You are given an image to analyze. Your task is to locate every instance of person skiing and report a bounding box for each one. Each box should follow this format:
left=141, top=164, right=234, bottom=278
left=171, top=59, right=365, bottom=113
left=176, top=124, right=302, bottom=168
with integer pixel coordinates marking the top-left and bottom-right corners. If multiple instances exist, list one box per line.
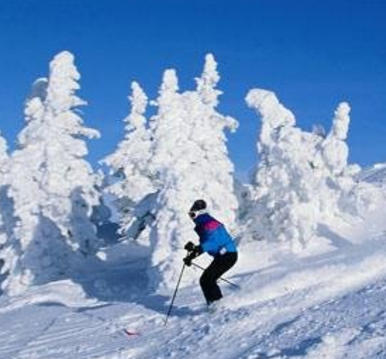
left=183, top=199, right=238, bottom=310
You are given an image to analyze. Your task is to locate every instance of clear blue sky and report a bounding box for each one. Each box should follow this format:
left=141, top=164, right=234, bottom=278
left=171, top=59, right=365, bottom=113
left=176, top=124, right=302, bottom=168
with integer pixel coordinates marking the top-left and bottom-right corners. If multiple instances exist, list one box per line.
left=0, top=0, right=385, bottom=181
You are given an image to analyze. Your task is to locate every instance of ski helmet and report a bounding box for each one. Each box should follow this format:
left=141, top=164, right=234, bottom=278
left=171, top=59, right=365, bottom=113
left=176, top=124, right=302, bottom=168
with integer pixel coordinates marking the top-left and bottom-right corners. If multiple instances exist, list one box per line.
left=189, top=199, right=207, bottom=212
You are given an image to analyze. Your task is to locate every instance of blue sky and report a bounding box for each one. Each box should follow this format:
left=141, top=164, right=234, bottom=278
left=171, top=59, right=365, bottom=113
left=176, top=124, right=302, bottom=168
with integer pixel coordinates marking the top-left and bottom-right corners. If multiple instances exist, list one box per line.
left=0, top=0, right=385, bottom=181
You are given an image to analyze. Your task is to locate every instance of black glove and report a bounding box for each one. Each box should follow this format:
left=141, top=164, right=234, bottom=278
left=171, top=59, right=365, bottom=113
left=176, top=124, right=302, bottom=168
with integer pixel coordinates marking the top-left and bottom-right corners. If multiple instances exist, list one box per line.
left=184, top=241, right=195, bottom=252
left=183, top=244, right=203, bottom=266
left=183, top=254, right=194, bottom=266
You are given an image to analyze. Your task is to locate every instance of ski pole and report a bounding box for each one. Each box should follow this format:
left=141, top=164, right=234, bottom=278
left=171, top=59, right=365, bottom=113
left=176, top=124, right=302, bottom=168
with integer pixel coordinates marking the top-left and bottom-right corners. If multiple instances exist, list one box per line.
left=164, top=263, right=186, bottom=326
left=191, top=262, right=240, bottom=289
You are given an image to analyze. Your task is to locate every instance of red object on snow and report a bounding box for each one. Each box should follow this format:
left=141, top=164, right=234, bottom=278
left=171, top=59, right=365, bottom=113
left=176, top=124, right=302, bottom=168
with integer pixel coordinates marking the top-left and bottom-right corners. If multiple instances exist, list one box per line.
left=123, top=329, right=140, bottom=337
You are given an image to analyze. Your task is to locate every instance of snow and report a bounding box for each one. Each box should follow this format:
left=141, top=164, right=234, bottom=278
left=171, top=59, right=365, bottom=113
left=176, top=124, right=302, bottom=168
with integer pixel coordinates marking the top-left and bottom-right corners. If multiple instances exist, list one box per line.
left=1, top=51, right=386, bottom=358
left=2, top=203, right=386, bottom=358
left=0, top=279, right=98, bottom=313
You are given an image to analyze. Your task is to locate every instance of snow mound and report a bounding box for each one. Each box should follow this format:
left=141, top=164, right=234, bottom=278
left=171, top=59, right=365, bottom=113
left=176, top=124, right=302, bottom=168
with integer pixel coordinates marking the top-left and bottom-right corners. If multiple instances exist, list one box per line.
left=0, top=279, right=99, bottom=313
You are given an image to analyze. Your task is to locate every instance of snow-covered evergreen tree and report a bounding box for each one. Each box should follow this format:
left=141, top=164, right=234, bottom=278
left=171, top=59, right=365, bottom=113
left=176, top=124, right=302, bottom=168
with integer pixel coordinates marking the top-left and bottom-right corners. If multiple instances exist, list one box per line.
left=190, top=54, right=239, bottom=227
left=103, top=81, right=155, bottom=242
left=312, top=103, right=354, bottom=217
left=244, top=89, right=320, bottom=251
left=0, top=131, right=9, bottom=251
left=148, top=69, right=187, bottom=176
left=316, top=103, right=380, bottom=217
left=195, top=53, right=222, bottom=106
left=147, top=69, right=193, bottom=289
left=244, top=89, right=382, bottom=251
left=148, top=56, right=239, bottom=290
left=0, top=132, right=8, bottom=166
left=319, top=103, right=352, bottom=176
left=29, top=51, right=101, bottom=254
left=0, top=51, right=101, bottom=294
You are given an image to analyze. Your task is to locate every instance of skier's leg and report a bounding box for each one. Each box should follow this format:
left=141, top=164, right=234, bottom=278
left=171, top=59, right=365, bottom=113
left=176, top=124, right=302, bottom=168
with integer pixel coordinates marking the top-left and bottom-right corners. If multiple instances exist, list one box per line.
left=200, top=259, right=223, bottom=304
left=200, top=252, right=238, bottom=304
left=213, top=252, right=238, bottom=286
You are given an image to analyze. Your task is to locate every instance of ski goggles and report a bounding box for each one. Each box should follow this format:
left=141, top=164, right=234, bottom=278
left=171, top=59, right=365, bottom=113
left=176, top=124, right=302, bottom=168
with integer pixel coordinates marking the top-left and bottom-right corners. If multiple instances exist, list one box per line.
left=188, top=211, right=197, bottom=219
left=188, top=209, right=206, bottom=219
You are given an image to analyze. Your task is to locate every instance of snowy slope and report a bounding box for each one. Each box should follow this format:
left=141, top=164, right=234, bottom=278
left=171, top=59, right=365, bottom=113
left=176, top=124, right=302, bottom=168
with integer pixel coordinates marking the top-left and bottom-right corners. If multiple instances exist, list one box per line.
left=2, top=202, right=386, bottom=359
left=358, top=163, right=386, bottom=187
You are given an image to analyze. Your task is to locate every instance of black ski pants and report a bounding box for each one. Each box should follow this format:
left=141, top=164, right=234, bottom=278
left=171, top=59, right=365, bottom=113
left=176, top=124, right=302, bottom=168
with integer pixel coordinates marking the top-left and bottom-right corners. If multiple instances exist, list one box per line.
left=199, top=252, right=238, bottom=304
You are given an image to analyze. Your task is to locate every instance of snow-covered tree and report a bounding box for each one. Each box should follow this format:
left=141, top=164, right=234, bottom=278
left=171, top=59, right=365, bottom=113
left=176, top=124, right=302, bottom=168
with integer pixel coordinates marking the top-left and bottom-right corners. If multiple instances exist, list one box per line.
left=0, top=144, right=48, bottom=293
left=319, top=103, right=352, bottom=176
left=190, top=54, right=239, bottom=228
left=316, top=103, right=380, bottom=217
left=0, top=132, right=8, bottom=166
left=312, top=103, right=354, bottom=217
left=195, top=53, right=222, bottom=106
left=148, top=56, right=239, bottom=290
left=0, top=131, right=9, bottom=251
left=29, top=51, right=101, bottom=254
left=0, top=51, right=101, bottom=294
left=146, top=69, right=193, bottom=289
left=244, top=89, right=382, bottom=251
left=148, top=69, right=187, bottom=175
left=103, top=81, right=155, bottom=242
left=244, top=89, right=320, bottom=251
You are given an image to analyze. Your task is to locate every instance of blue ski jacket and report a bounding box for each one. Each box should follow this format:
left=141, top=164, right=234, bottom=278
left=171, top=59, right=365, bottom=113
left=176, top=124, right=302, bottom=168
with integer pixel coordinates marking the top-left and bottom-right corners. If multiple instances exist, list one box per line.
left=193, top=213, right=237, bottom=257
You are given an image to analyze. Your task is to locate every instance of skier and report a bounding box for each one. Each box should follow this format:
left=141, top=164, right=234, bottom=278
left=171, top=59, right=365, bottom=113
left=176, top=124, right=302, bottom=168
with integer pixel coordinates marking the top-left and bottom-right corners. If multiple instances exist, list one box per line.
left=183, top=199, right=238, bottom=310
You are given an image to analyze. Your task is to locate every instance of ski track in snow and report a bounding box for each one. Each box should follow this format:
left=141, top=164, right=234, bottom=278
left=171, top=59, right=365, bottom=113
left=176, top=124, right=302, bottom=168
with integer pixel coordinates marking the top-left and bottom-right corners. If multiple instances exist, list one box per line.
left=2, top=220, right=386, bottom=358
